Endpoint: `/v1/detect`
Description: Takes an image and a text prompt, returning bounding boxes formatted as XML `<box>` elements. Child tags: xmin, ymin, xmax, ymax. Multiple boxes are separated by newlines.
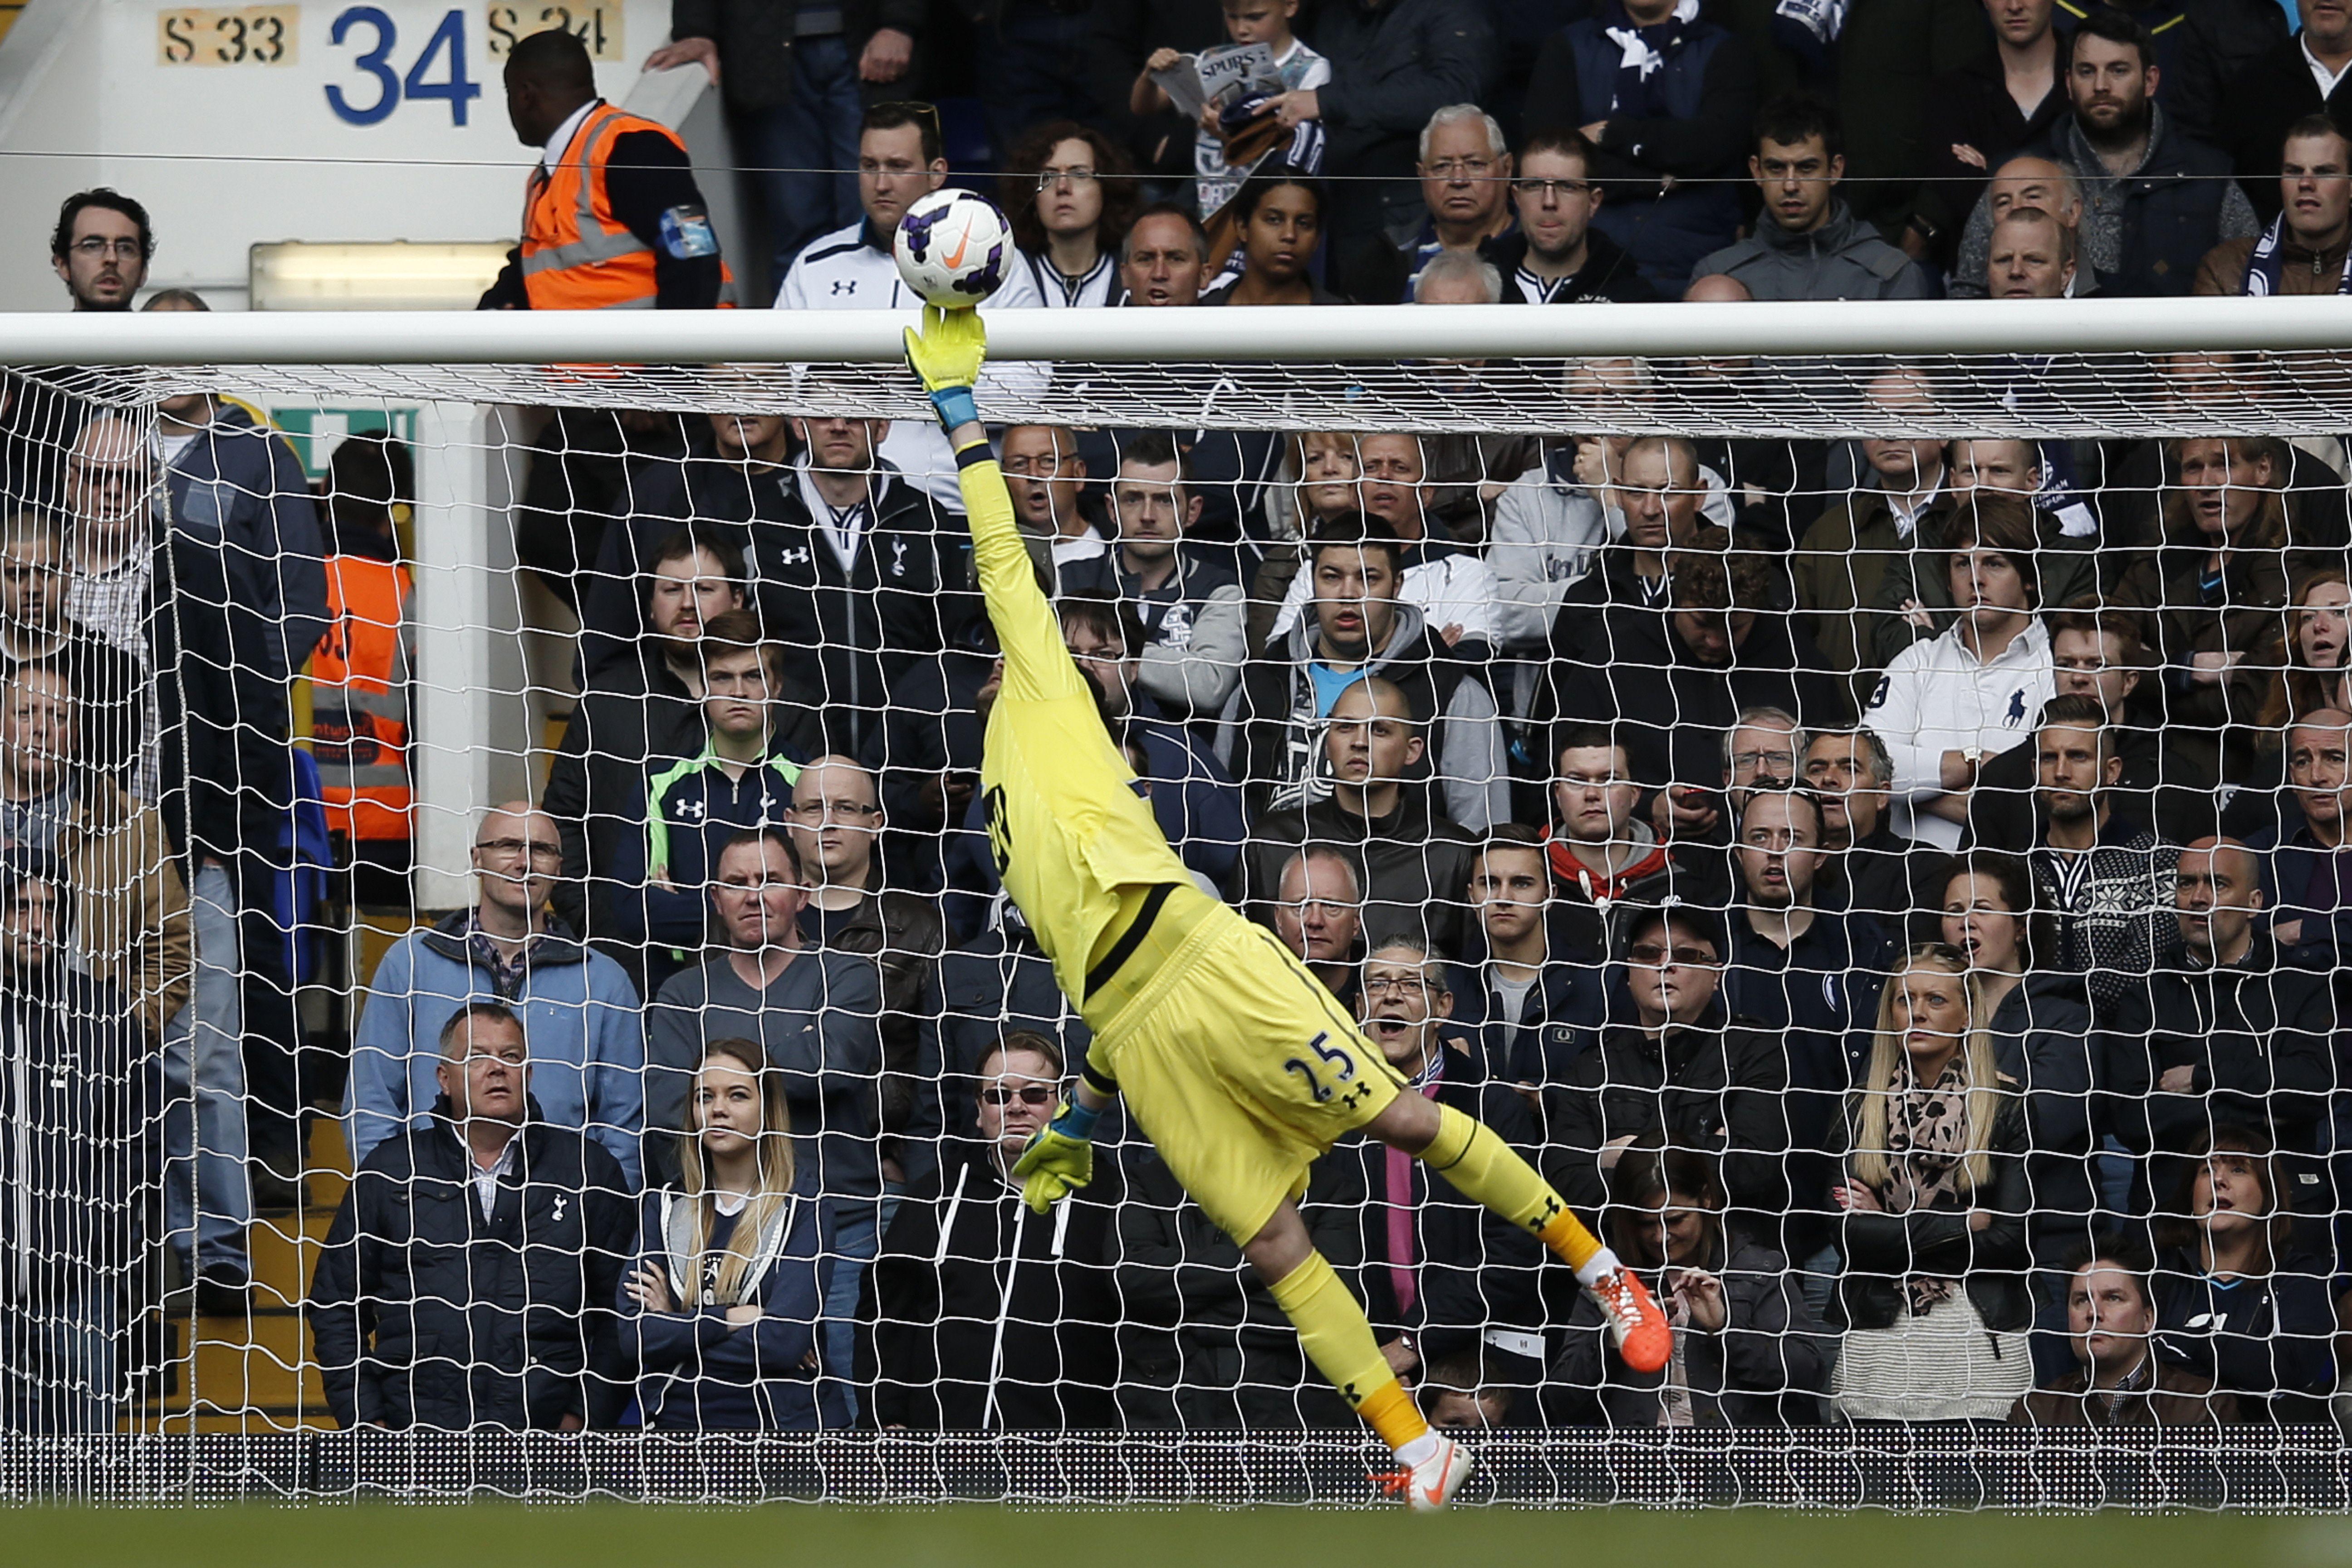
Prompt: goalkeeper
<box><xmin>905</xmin><ymin>306</ymin><xmax>1668</xmax><ymax>1509</ymax></box>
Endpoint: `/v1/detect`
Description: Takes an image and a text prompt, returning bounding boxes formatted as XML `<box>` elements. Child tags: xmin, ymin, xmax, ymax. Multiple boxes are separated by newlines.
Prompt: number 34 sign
<box><xmin>155</xmin><ymin>4</ymin><xmax>626</xmax><ymax>127</ymax></box>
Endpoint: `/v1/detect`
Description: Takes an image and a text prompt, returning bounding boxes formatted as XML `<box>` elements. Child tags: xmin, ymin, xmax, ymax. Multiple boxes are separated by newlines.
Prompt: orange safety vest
<box><xmin>311</xmin><ymin>554</ymin><xmax>413</xmax><ymax>843</ymax></box>
<box><xmin>522</xmin><ymin>103</ymin><xmax>712</xmax><ymax>310</ymax></box>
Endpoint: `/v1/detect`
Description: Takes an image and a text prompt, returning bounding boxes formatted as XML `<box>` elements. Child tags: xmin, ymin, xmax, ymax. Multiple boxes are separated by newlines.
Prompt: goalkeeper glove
<box><xmin>902</xmin><ymin>303</ymin><xmax>988</xmax><ymax>432</ymax></box>
<box><xmin>1011</xmin><ymin>1095</ymin><xmax>1099</xmax><ymax>1214</ymax></box>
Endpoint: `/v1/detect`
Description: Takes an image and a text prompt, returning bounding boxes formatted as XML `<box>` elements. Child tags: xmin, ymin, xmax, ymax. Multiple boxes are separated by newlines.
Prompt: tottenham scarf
<box><xmin>1600</xmin><ymin>0</ymin><xmax>1701</xmax><ymax>119</ymax></box>
<box><xmin>2242</xmin><ymin>214</ymin><xmax>2352</xmax><ymax>296</ymax></box>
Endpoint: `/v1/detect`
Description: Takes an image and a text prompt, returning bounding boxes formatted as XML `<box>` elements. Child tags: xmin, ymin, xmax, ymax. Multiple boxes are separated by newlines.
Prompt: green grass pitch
<box><xmin>2</xmin><ymin>1504</ymin><xmax>2340</xmax><ymax>1568</ymax></box>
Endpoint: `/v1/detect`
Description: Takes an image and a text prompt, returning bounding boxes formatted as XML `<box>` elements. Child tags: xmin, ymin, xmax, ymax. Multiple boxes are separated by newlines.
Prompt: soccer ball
<box><xmin>894</xmin><ymin>189</ymin><xmax>1012</xmax><ymax>307</ymax></box>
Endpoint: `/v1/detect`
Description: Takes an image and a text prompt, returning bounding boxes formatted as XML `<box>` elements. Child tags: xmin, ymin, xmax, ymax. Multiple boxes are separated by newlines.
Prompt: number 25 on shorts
<box><xmin>1283</xmin><ymin>1030</ymin><xmax>1358</xmax><ymax>1103</ymax></box>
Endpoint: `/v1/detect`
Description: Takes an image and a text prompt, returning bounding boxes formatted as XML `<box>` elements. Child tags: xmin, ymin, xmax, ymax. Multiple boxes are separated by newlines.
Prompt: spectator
<box><xmin>1537</xmin><ymin>722</ymin><xmax>1722</xmax><ymax>971</ymax></box>
<box><xmin>49</xmin><ymin>188</ymin><xmax>148</xmax><ymax>312</ymax></box>
<box><xmin>309</xmin><ymin>1002</ymin><xmax>636</xmax><ymax>1431</ymax></box>
<box><xmin>645</xmin><ymin>0</ymin><xmax>920</xmax><ymax>293</ymax></box>
<box><xmin>573</xmin><ymin>409</ymin><xmax>788</xmax><ymax>682</ymax></box>
<box><xmin>1343</xmin><ymin>941</ymin><xmax>1546</xmax><ymax>1379</ymax></box>
<box><xmin>1791</xmin><ymin>368</ymin><xmax>1953</xmax><ymax>694</ymax></box>
<box><xmin>1397</xmin><ymin>106</ymin><xmax>1516</xmax><ymax>298</ymax></box>
<box><xmin>146</xmin><ymin>370</ymin><xmax>332</xmax><ymax>1203</ymax></box>
<box><xmin>1692</xmin><ymin>96</ymin><xmax>1931</xmax><ymax>300</ymax></box>
<box><xmin>1222</xmin><ymin>514</ymin><xmax>1509</xmax><ymax>832</ymax></box>
<box><xmin>1199</xmin><ymin>169</ymin><xmax>1347</xmax><ymax>304</ymax></box>
<box><xmin>2106</xmin><ymin>0</ymin><xmax>2289</xmax><ymax>144</ymax></box>
<box><xmin>644</xmin><ymin>828</ymin><xmax>886</xmax><ymax>1408</ymax></box>
<box><xmin>0</xmin><ymin>864</ymin><xmax>145</xmax><ymax>1433</ymax></box>
<box><xmin>2217</xmin><ymin>0</ymin><xmax>2352</xmax><ymax>225</ymax></box>
<box><xmin>1481</xmin><ymin>128</ymin><xmax>1653</xmax><ymax>304</ymax></box>
<box><xmin>2010</xmin><ymin>1240</ymin><xmax>2243</xmax><ymax>1426</ymax></box>
<box><xmin>481</xmin><ymin>29</ymin><xmax>722</xmax><ymax>605</ymax></box>
<box><xmin>1533</xmin><ymin>433</ymin><xmax>1706</xmax><ymax>668</ymax></box>
<box><xmin>1116</xmin><ymin>203</ymin><xmax>1213</xmax><ymax>306</ymax></box>
<box><xmin>1555</xmin><ymin>537</ymin><xmax>1848</xmax><ymax>818</ymax></box>
<box><xmin>345</xmin><ymin>804</ymin><xmax>645</xmax><ymax>1185</ymax></box>
<box><xmin>2198</xmin><ymin>113</ymin><xmax>2352</xmax><ymax>294</ymax></box>
<box><xmin>1540</xmin><ymin>902</ymin><xmax>1792</xmax><ymax>1234</ymax></box>
<box><xmin>1950</xmin><ymin>10</ymin><xmax>2258</xmax><ymax>299</ymax></box>
<box><xmin>1002</xmin><ymin>121</ymin><xmax>1138</xmax><ymax>308</ymax></box>
<box><xmin>613</xmin><ymin>614</ymin><xmax>812</xmax><ymax>979</ymax></box>
<box><xmin>1858</xmin><ymin>479</ymin><xmax>2097</xmax><ymax>681</ymax></box>
<box><xmin>1803</xmin><ymin>727</ymin><xmax>1936</xmax><ymax>930</ymax></box>
<box><xmin>1449</xmin><ymin>823</ymin><xmax>1592</xmax><ymax>1085</ymax></box>
<box><xmin>1720</xmin><ymin>789</ymin><xmax>1885</xmax><ymax>1206</ymax></box>
<box><xmin>774</xmin><ymin>101</ymin><xmax>1046</xmax><ymax>509</ymax></box>
<box><xmin>1984</xmin><ymin>204</ymin><xmax>2083</xmax><ymax>296</ymax></box>
<box><xmin>1827</xmin><ymin>945</ymin><xmax>2033</xmax><ymax>1422</ymax></box>
<box><xmin>1265</xmin><ymin>434</ymin><xmax>1503</xmax><ymax>653</ymax></box>
<box><xmin>1132</xmin><ymin>0</ymin><xmax>1328</xmax><ymax>228</ymax></box>
<box><xmin>926</xmin><ymin>901</ymin><xmax>1093</xmax><ymax>1146</ymax></box>
<box><xmin>1419</xmin><ymin>1351</ymin><xmax>1516</xmax><ymax>1430</ymax></box>
<box><xmin>0</xmin><ymin>656</ymin><xmax>188</xmax><ymax>1042</ymax></box>
<box><xmin>2113</xmin><ymin>436</ymin><xmax>2296</xmax><ymax>804</ymax></box>
<box><xmin>619</xmin><ymin>1038</ymin><xmax>843</xmax><ymax>1429</ymax></box>
<box><xmin>2111</xmin><ymin>838</ymin><xmax>2331</xmax><ymax>1207</ymax></box>
<box><xmin>1907</xmin><ymin>0</ymin><xmax>2068</xmax><ymax>269</ymax></box>
<box><xmin>2152</xmin><ymin>1126</ymin><xmax>2342</xmax><ymax>1417</ymax></box>
<box><xmin>1091</xmin><ymin>0</ymin><xmax>1233</xmax><ymax>188</ymax></box>
<box><xmin>862</xmin><ymin>1032</ymin><xmax>1121</xmax><ymax>1428</ymax></box>
<box><xmin>1272</xmin><ymin>0</ymin><xmax>1495</xmax><ymax>298</ymax></box>
<box><xmin>2256</xmin><ymin>564</ymin><xmax>2352</xmax><ymax>735</ymax></box>
<box><xmin>786</xmin><ymin>754</ymin><xmax>945</xmax><ymax>1183</ymax></box>
<box><xmin>1270</xmin><ymin>845</ymin><xmax>1369</xmax><ymax>1009</ymax></box>
<box><xmin>549</xmin><ymin>529</ymin><xmax>807</xmax><ymax>966</ymax></box>
<box><xmin>1862</xmin><ymin>496</ymin><xmax>2056</xmax><ymax>850</ymax></box>
<box><xmin>758</xmin><ymin>411</ymin><xmax>973</xmax><ymax>758</ymax></box>
<box><xmin>1239</xmin><ymin>677</ymin><xmax>1479</xmax><ymax>956</ymax></box>
<box><xmin>1523</xmin><ymin>0</ymin><xmax>1759</xmax><ymax>289</ymax></box>
<box><xmin>1938</xmin><ymin>852</ymin><xmax>2102</xmax><ymax>1273</ymax></box>
<box><xmin>1545</xmin><ymin>1143</ymin><xmax>1829</xmax><ymax>1426</ymax></box>
<box><xmin>2254</xmin><ymin>707</ymin><xmax>2352</xmax><ymax>968</ymax></box>
<box><xmin>1102</xmin><ymin>433</ymin><xmax>1249</xmax><ymax>719</ymax></box>
<box><xmin>1001</xmin><ymin>424</ymin><xmax>1109</xmax><ymax>586</ymax></box>
<box><xmin>1971</xmin><ymin>606</ymin><xmax>2199</xmax><ymax>850</ymax></box>
<box><xmin>0</xmin><ymin>509</ymin><xmax>140</xmax><ymax>784</ymax></box>
<box><xmin>2026</xmin><ymin>695</ymin><xmax>2184</xmax><ymax>1000</ymax></box>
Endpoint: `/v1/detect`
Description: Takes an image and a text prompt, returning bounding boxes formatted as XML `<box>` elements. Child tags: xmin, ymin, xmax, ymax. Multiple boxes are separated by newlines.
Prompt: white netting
<box><xmin>4</xmin><ymin>308</ymin><xmax>2352</xmax><ymax>1504</ymax></box>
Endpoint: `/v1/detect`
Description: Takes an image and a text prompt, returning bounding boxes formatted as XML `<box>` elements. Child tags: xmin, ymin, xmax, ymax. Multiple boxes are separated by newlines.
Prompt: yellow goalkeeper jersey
<box><xmin>955</xmin><ymin>443</ymin><xmax>1195</xmax><ymax>1008</ymax></box>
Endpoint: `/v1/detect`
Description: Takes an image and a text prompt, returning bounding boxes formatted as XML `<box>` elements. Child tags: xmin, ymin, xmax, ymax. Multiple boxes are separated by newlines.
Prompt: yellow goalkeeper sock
<box><xmin>1264</xmin><ymin>1253</ymin><xmax>1416</xmax><ymax>1436</ymax></box>
<box><xmin>1419</xmin><ymin>1102</ymin><xmax>1611</xmax><ymax>1278</ymax></box>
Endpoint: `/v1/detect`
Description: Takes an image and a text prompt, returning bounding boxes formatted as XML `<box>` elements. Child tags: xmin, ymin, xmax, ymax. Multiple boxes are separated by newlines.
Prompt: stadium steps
<box><xmin>133</xmin><ymin>1112</ymin><xmax>352</xmax><ymax>1432</ymax></box>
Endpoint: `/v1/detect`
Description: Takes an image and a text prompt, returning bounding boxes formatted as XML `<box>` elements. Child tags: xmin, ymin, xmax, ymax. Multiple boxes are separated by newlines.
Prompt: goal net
<box><xmin>6</xmin><ymin>298</ymin><xmax>2352</xmax><ymax>1506</ymax></box>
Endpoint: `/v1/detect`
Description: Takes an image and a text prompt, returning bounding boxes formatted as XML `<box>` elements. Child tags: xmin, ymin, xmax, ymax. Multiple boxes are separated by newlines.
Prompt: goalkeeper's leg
<box><xmin>1238</xmin><ymin>1201</ymin><xmax>1469</xmax><ymax>1509</ymax></box>
<box><xmin>1364</xmin><ymin>1093</ymin><xmax>1673</xmax><ymax>1373</ymax></box>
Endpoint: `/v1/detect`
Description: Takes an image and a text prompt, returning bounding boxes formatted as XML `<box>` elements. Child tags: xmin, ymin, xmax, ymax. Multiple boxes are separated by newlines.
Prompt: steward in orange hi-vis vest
<box><xmin>311</xmin><ymin>552</ymin><xmax>414</xmax><ymax>844</ymax></box>
<box><xmin>479</xmin><ymin>99</ymin><xmax>729</xmax><ymax>311</ymax></box>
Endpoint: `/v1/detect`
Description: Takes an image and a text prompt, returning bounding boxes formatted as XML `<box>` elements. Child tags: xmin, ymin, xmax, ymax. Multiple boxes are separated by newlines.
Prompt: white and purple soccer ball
<box><xmin>894</xmin><ymin>189</ymin><xmax>1012</xmax><ymax>307</ymax></box>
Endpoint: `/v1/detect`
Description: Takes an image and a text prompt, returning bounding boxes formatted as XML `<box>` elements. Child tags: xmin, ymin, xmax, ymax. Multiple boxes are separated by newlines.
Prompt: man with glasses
<box><xmin>788</xmin><ymin>754</ymin><xmax>946</xmax><ymax>1184</ymax></box>
<box><xmin>50</xmin><ymin>189</ymin><xmax>151</xmax><ymax>312</ymax></box>
<box><xmin>1397</xmin><ymin>106</ymin><xmax>1516</xmax><ymax>300</ymax></box>
<box><xmin>1340</xmin><ymin>941</ymin><xmax>1546</xmax><ymax>1387</ymax></box>
<box><xmin>777</xmin><ymin>101</ymin><xmax>1044</xmax><ymax>510</ymax></box>
<box><xmin>1538</xmin><ymin>902</ymin><xmax>1790</xmax><ymax>1229</ymax></box>
<box><xmin>859</xmin><ymin>1030</ymin><xmax>1121</xmax><ymax>1430</ymax></box>
<box><xmin>345</xmin><ymin>802</ymin><xmax>645</xmax><ymax>1185</ymax></box>
<box><xmin>999</xmin><ymin>424</ymin><xmax>1109</xmax><ymax>586</ymax></box>
<box><xmin>1482</xmin><ymin>129</ymin><xmax>1651</xmax><ymax>304</ymax></box>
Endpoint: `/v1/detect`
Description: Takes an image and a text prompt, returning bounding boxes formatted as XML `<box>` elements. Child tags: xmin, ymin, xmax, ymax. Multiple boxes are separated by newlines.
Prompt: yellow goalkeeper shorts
<box><xmin>1084</xmin><ymin>883</ymin><xmax>1404</xmax><ymax>1246</ymax></box>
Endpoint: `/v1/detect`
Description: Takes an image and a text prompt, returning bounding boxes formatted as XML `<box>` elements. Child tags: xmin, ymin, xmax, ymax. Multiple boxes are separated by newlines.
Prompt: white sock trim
<box><xmin>1573</xmin><ymin>1245</ymin><xmax>1622</xmax><ymax>1290</ymax></box>
<box><xmin>1395</xmin><ymin>1431</ymin><xmax>1443</xmax><ymax>1468</ymax></box>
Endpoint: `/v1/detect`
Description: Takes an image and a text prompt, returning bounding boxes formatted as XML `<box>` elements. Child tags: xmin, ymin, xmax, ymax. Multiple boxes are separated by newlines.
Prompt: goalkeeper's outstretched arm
<box><xmin>903</xmin><ymin>306</ymin><xmax>1091</xmax><ymax>709</ymax></box>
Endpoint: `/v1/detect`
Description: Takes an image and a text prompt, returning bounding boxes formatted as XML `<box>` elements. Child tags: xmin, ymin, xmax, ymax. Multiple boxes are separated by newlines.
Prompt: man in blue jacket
<box><xmin>345</xmin><ymin>803</ymin><xmax>645</xmax><ymax>1186</ymax></box>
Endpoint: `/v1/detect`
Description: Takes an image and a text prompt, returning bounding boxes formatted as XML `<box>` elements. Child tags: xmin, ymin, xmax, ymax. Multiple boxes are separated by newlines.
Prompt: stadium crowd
<box><xmin>4</xmin><ymin>0</ymin><xmax>2352</xmax><ymax>1440</ymax></box>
